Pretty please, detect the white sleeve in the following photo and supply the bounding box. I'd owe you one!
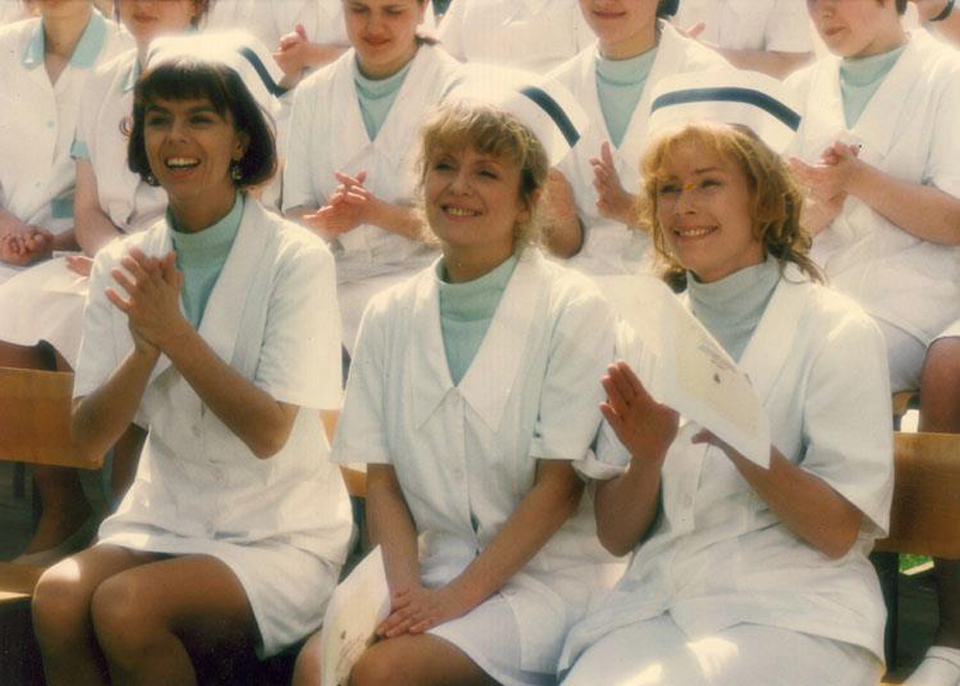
[281,81,322,211]
[923,65,960,198]
[436,0,466,61]
[764,0,814,53]
[330,296,392,465]
[254,236,342,409]
[800,308,894,536]
[73,253,121,399]
[530,286,616,463]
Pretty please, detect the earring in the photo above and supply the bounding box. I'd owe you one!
[231,161,243,182]
[145,172,158,186]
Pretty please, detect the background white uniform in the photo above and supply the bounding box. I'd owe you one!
[550,22,724,276]
[282,43,460,352]
[788,30,960,390]
[673,0,813,53]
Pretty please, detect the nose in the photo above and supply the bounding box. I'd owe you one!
[674,184,699,213]
[168,116,190,142]
[449,167,471,194]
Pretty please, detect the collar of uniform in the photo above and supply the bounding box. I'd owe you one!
[21,10,108,70]
[412,248,543,431]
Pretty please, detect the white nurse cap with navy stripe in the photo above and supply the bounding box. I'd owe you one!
[144,31,286,122]
[443,66,588,166]
[647,70,801,154]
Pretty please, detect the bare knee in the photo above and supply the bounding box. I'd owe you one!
[921,337,960,431]
[90,573,163,668]
[292,630,323,686]
[351,643,412,686]
[32,561,98,651]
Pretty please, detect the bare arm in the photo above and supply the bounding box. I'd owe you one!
[696,432,863,559]
[74,159,124,256]
[367,464,423,595]
[713,47,813,79]
[592,361,678,556]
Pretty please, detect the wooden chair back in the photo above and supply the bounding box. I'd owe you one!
[0,367,100,469]
[873,431,960,559]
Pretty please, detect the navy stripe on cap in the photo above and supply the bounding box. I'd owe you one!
[239,46,288,98]
[520,86,580,148]
[651,87,800,131]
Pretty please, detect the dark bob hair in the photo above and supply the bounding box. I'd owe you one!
[128,57,277,189]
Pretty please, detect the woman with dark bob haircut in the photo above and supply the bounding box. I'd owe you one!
[31,32,352,684]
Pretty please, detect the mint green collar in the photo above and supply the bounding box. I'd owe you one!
[353,56,413,99]
[168,193,244,266]
[596,47,657,86]
[22,10,107,70]
[840,43,906,88]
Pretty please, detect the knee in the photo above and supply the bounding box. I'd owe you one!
[90,573,159,664]
[350,645,409,686]
[921,337,960,430]
[32,561,96,649]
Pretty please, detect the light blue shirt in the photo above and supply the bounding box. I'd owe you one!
[687,256,781,362]
[169,193,243,328]
[354,57,413,140]
[595,48,656,148]
[437,254,519,386]
[839,44,906,128]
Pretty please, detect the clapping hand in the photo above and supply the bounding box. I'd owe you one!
[600,361,679,466]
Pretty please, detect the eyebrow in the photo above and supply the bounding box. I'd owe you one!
[693,166,723,174]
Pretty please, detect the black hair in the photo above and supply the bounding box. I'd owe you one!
[128,57,276,189]
[657,0,680,18]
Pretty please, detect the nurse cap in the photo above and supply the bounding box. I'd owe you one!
[144,31,286,122]
[442,65,588,167]
[647,69,801,154]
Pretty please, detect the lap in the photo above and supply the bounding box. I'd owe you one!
[561,615,881,686]
[352,633,497,686]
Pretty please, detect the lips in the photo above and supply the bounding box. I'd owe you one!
[165,157,200,169]
[674,226,716,238]
[442,204,480,218]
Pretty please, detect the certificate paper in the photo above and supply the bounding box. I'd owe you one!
[600,275,771,469]
[321,546,391,686]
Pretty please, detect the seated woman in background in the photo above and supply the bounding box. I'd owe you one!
[0,0,128,564]
[30,32,353,684]
[283,0,459,356]
[294,76,624,686]
[560,76,894,685]
[547,0,724,276]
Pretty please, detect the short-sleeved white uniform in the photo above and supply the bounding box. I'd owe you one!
[0,48,166,367]
[202,0,347,53]
[550,21,725,277]
[282,44,460,352]
[787,31,960,387]
[559,272,894,681]
[0,10,129,283]
[437,0,593,74]
[331,249,624,684]
[672,0,813,53]
[74,199,353,658]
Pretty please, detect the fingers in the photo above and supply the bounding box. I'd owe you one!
[65,255,93,276]
[687,21,706,39]
[295,22,307,39]
[334,170,367,188]
[600,140,615,167]
[104,286,131,312]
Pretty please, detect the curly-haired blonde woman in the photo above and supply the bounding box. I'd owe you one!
[560,115,894,685]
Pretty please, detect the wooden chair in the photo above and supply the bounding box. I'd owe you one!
[876,431,960,684]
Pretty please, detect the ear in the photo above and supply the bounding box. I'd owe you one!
[233,130,250,161]
[517,188,542,224]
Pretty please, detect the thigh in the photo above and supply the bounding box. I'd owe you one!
[95,554,258,654]
[702,625,882,686]
[352,633,498,686]
[875,318,926,392]
[562,615,706,686]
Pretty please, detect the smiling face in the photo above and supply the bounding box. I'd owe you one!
[342,0,424,79]
[653,139,763,283]
[578,0,658,59]
[424,146,530,269]
[142,96,246,215]
[806,0,904,58]
[118,0,199,47]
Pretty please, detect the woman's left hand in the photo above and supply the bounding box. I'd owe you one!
[105,248,187,350]
[590,141,638,225]
[375,584,473,638]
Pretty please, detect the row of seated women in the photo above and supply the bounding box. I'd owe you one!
[0,0,958,684]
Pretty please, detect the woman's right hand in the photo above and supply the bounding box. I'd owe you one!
[600,361,678,466]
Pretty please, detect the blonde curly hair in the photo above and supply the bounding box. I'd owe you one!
[638,122,822,291]
[415,98,550,252]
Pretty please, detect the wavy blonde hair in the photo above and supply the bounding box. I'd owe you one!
[415,98,549,252]
[638,122,822,291]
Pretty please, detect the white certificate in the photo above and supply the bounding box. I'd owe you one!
[321,546,391,686]
[600,275,771,468]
